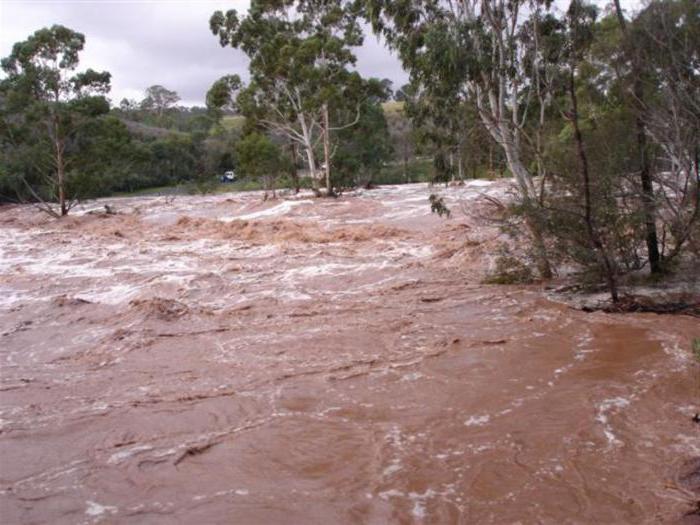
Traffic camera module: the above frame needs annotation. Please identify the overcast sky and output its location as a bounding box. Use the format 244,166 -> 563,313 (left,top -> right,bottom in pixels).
0,0 -> 409,106
1,0 -> 641,107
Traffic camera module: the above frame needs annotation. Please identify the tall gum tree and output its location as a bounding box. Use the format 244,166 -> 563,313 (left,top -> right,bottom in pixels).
210,0 -> 365,194
563,0 -> 620,302
141,85 -> 181,119
611,0 -> 661,274
0,25 -> 111,216
630,0 -> 699,264
365,0 -> 554,277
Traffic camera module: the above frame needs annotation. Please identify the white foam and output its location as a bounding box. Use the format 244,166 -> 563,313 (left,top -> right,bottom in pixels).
596,397 -> 631,446
107,444 -> 154,464
466,179 -> 496,187
85,501 -> 117,517
383,459 -> 403,477
407,489 -> 438,520
464,414 -> 491,427
378,489 -> 404,500
412,499 -> 426,519
222,200 -> 313,221
76,283 -> 142,305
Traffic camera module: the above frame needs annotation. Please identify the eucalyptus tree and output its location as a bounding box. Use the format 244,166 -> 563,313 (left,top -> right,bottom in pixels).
365,0 -> 555,277
0,25 -> 111,216
118,97 -> 140,117
210,0 -> 365,194
607,0 -> 662,274
385,105 -> 416,181
632,0 -> 699,263
561,0 -> 620,302
333,78 -> 393,188
236,132 -> 284,198
141,85 -> 181,119
404,79 -> 470,183
205,74 -> 242,122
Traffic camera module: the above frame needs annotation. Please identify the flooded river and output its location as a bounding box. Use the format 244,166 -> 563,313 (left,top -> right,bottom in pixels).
1,182 -> 698,523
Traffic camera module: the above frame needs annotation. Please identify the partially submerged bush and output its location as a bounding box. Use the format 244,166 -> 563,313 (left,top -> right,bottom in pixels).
429,194 -> 451,218
483,248 -> 534,285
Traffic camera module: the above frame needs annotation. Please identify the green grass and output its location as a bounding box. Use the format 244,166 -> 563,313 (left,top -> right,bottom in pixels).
375,158 -> 433,184
111,175 -> 315,198
113,181 -> 259,197
382,100 -> 405,116
112,185 -> 184,197
220,115 -> 246,132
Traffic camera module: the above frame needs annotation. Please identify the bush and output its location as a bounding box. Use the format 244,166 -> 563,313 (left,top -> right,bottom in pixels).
483,248 -> 534,285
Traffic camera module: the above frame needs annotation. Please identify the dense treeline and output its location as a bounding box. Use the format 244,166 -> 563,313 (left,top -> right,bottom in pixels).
0,24 -> 413,205
0,26 -> 242,205
1,0 -> 698,301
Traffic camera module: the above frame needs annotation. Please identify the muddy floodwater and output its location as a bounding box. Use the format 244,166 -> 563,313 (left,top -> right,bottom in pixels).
1,182 -> 698,524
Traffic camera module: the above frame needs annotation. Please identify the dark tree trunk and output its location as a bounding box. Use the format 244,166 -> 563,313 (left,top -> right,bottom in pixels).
569,68 -> 619,303
613,0 -> 661,274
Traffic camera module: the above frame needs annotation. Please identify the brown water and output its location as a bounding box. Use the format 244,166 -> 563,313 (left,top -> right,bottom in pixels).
1,182 -> 698,524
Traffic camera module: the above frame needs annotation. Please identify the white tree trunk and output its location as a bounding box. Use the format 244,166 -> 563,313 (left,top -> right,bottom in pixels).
297,113 -> 318,188
322,103 -> 332,194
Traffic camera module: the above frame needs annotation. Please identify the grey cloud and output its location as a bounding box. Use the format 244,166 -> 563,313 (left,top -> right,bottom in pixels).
0,0 -> 407,106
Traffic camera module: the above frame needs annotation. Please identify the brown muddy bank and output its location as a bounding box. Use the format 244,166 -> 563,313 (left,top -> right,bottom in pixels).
1,182 -> 698,524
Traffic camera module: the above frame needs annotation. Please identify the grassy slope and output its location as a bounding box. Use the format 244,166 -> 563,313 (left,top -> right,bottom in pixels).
220,115 -> 246,132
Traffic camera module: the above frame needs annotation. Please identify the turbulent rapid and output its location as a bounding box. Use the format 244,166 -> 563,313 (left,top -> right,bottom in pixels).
0,182 -> 698,524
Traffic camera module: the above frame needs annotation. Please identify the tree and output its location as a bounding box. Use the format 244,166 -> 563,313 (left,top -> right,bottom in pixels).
563,0 -> 619,302
393,83 -> 412,102
119,97 -> 139,116
385,104 -> 416,181
632,0 -> 700,264
210,0 -> 366,195
206,74 -> 242,122
148,134 -> 199,187
0,25 -> 111,216
67,115 -> 142,198
402,78 -> 471,185
608,0 -> 662,274
334,95 -> 393,189
141,85 -> 180,119
236,132 -> 283,198
365,0 -> 554,277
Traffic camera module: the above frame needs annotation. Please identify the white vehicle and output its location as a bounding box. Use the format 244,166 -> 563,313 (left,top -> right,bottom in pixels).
221,171 -> 236,183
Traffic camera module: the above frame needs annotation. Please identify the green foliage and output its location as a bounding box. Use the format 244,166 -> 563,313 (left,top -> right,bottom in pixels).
210,0 -> 371,188
376,158 -> 433,185
0,25 -> 111,213
206,75 -> 242,122
141,85 -> 180,117
236,132 -> 283,194
693,339 -> 700,363
333,98 -> 392,188
66,115 -> 143,198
